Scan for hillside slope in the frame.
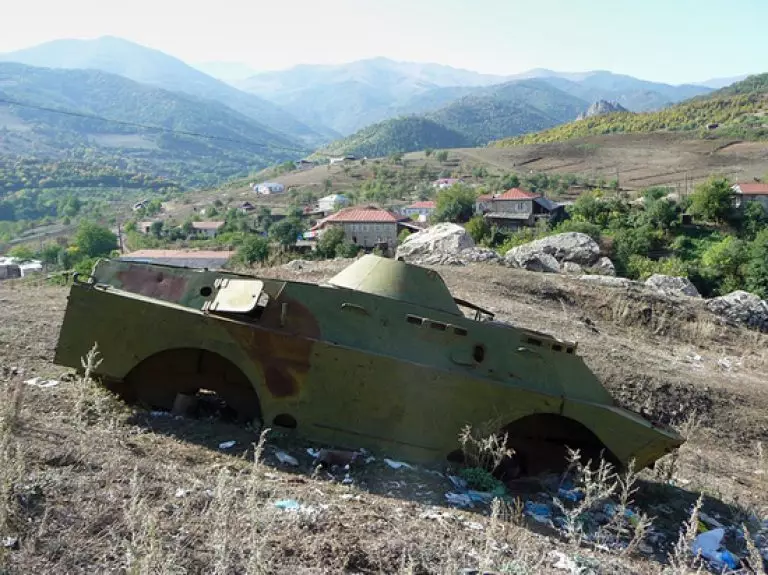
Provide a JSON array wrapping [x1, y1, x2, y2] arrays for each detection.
[[0, 62, 300, 186], [494, 73, 768, 147], [314, 116, 472, 158], [427, 80, 587, 144], [0, 36, 333, 146]]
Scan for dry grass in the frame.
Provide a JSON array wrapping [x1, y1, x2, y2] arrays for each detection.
[[1, 262, 768, 573]]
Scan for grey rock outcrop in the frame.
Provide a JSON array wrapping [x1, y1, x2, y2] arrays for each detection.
[[706, 290, 768, 332], [644, 274, 701, 298], [562, 262, 584, 274], [577, 100, 629, 121], [503, 232, 600, 272], [458, 247, 500, 263], [396, 223, 474, 262], [592, 257, 616, 276], [577, 275, 635, 288]]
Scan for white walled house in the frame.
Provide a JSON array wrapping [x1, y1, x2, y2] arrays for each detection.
[[732, 182, 768, 212], [317, 194, 349, 212], [253, 182, 285, 195]]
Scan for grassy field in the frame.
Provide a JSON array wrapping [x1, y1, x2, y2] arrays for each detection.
[[1, 260, 767, 573]]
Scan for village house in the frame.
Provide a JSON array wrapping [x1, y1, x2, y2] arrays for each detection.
[[401, 200, 436, 221], [191, 221, 225, 238], [238, 201, 256, 214], [732, 182, 768, 212], [120, 250, 234, 270], [253, 182, 285, 195], [475, 188, 565, 231], [432, 178, 464, 190], [294, 159, 315, 171], [316, 193, 349, 213], [310, 206, 407, 251], [136, 220, 162, 234], [329, 155, 357, 165]]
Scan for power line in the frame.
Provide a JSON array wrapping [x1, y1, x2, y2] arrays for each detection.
[[0, 96, 321, 157]]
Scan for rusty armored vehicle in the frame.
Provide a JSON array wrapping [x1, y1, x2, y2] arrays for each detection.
[[53, 255, 683, 474]]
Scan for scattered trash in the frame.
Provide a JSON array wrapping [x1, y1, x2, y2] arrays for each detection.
[[314, 448, 360, 467], [699, 511, 724, 529], [275, 450, 299, 466], [384, 458, 414, 470], [342, 473, 354, 485], [445, 492, 474, 508], [717, 358, 732, 370], [524, 501, 552, 524], [448, 475, 468, 490], [218, 441, 236, 450], [463, 521, 484, 531], [23, 377, 60, 388], [149, 410, 171, 417], [692, 528, 740, 571], [557, 487, 585, 502], [340, 494, 361, 501], [307, 448, 320, 458], [1, 536, 19, 550], [548, 550, 579, 573], [274, 499, 301, 510], [174, 488, 190, 498]]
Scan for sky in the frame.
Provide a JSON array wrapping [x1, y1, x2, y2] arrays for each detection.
[[0, 0, 765, 84]]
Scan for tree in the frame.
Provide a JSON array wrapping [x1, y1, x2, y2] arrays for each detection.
[[436, 150, 449, 162], [149, 220, 164, 239], [8, 245, 35, 261], [701, 236, 748, 294], [73, 221, 117, 258], [642, 198, 679, 231], [740, 201, 768, 240], [432, 184, 476, 224], [745, 229, 768, 298], [424, 148, 434, 157], [465, 215, 490, 244], [269, 218, 304, 249], [316, 226, 345, 259], [689, 177, 734, 223], [236, 235, 270, 265]]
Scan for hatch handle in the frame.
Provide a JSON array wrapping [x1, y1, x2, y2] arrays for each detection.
[[341, 303, 370, 316]]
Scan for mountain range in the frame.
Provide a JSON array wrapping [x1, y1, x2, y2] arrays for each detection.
[[0, 35, 759, 183]]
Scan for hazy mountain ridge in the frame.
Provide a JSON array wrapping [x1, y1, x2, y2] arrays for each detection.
[[0, 62, 299, 185], [0, 36, 335, 146]]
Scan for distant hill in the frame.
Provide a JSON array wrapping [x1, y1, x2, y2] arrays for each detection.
[[314, 117, 473, 158], [494, 73, 768, 147], [0, 36, 334, 146], [576, 100, 629, 120], [239, 59, 719, 136], [0, 62, 301, 186], [237, 57, 508, 135], [314, 79, 588, 155], [427, 80, 588, 145]]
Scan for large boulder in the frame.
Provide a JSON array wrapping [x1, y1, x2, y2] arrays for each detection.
[[590, 257, 616, 277], [644, 274, 701, 298], [396, 223, 474, 261], [577, 275, 635, 288], [706, 290, 768, 332], [506, 251, 561, 273], [502, 232, 600, 269], [458, 247, 500, 263]]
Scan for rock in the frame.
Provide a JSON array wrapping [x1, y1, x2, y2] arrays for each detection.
[[706, 290, 768, 332], [576, 99, 629, 121], [562, 262, 583, 274], [458, 247, 500, 263], [591, 256, 616, 276], [412, 253, 466, 266], [577, 275, 634, 288], [505, 251, 560, 273], [645, 274, 701, 298], [502, 232, 600, 269], [283, 259, 311, 271], [395, 223, 474, 261]]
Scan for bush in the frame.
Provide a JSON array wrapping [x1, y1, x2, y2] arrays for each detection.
[[626, 255, 691, 281], [235, 235, 270, 265], [553, 220, 602, 241], [336, 242, 361, 258]]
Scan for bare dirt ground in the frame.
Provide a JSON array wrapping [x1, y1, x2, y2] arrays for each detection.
[[1, 261, 768, 574]]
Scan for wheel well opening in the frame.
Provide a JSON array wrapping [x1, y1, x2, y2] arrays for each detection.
[[500, 413, 619, 476], [120, 347, 262, 424], [273, 413, 297, 429]]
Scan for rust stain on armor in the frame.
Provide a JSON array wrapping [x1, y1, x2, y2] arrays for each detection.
[[116, 268, 189, 302], [226, 296, 321, 398]]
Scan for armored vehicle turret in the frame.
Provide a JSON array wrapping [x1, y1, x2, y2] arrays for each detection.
[[54, 255, 683, 474]]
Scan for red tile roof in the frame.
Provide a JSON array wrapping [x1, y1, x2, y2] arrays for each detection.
[[407, 201, 436, 209], [735, 182, 768, 195], [476, 194, 493, 201], [320, 206, 400, 223], [495, 188, 540, 200]]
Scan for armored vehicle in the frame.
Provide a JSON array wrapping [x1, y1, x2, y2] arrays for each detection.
[[54, 255, 683, 474]]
